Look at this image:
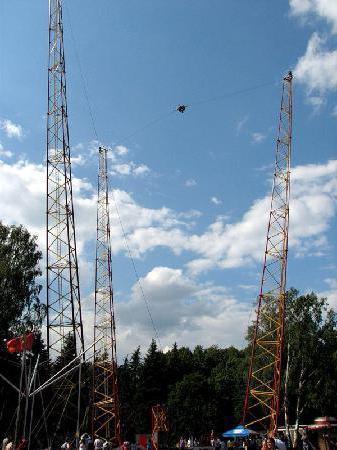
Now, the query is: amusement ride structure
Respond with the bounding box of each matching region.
[92,147,121,445]
[0,0,296,447]
[243,71,293,435]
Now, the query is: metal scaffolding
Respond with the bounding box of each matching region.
[243,71,293,435]
[92,146,121,445]
[46,0,84,360]
[152,405,169,450]
[45,0,84,443]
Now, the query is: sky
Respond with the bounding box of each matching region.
[1,0,337,359]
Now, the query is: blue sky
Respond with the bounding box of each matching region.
[1,0,337,358]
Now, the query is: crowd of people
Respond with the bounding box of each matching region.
[1,433,117,450]
[0,432,304,450]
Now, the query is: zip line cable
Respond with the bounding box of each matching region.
[65,3,100,142]
[190,79,276,107]
[111,190,162,348]
[65,4,163,348]
[64,5,277,350]
[113,80,276,147]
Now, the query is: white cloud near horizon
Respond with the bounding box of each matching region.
[113,266,251,357]
[1,157,337,274]
[1,157,337,355]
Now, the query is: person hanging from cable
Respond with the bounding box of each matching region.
[176,104,188,113]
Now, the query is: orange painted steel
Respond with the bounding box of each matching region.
[152,405,169,450]
[243,71,293,435]
[92,147,121,445]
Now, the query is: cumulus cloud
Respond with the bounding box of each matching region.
[1,158,337,278]
[114,145,129,156]
[113,266,251,355]
[1,157,337,355]
[0,119,23,139]
[71,154,87,166]
[133,164,150,176]
[111,161,150,177]
[290,0,337,33]
[186,159,337,274]
[294,33,337,95]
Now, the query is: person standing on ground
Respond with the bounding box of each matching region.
[94,438,103,450]
[265,438,276,450]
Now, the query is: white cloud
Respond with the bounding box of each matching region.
[0,119,23,139]
[290,0,337,33]
[319,277,337,310]
[0,159,95,256]
[111,161,150,177]
[1,157,337,355]
[114,145,129,156]
[113,266,251,355]
[71,154,87,166]
[294,33,337,95]
[186,159,337,274]
[210,196,222,205]
[307,95,326,112]
[185,178,197,187]
[133,164,150,176]
[0,143,13,158]
[112,163,132,176]
[251,132,266,144]
[1,157,337,288]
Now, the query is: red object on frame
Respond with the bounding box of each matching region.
[7,333,34,353]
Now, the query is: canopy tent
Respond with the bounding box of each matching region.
[222,425,257,438]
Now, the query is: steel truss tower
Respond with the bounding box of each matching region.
[151,405,169,450]
[243,71,293,435]
[92,147,121,445]
[46,0,84,361]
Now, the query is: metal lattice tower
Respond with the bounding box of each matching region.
[243,71,293,435]
[92,146,121,445]
[151,405,169,450]
[46,0,84,360]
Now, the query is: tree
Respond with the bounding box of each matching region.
[0,223,44,435]
[168,372,216,439]
[0,223,44,341]
[283,289,337,446]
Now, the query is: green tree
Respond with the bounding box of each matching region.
[283,289,337,446]
[168,372,216,438]
[0,223,44,435]
[0,223,44,340]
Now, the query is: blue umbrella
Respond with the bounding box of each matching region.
[222,425,255,438]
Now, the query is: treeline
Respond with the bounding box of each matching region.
[1,223,337,445]
[118,341,247,441]
[118,286,337,442]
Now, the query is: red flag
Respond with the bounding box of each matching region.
[7,333,34,353]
